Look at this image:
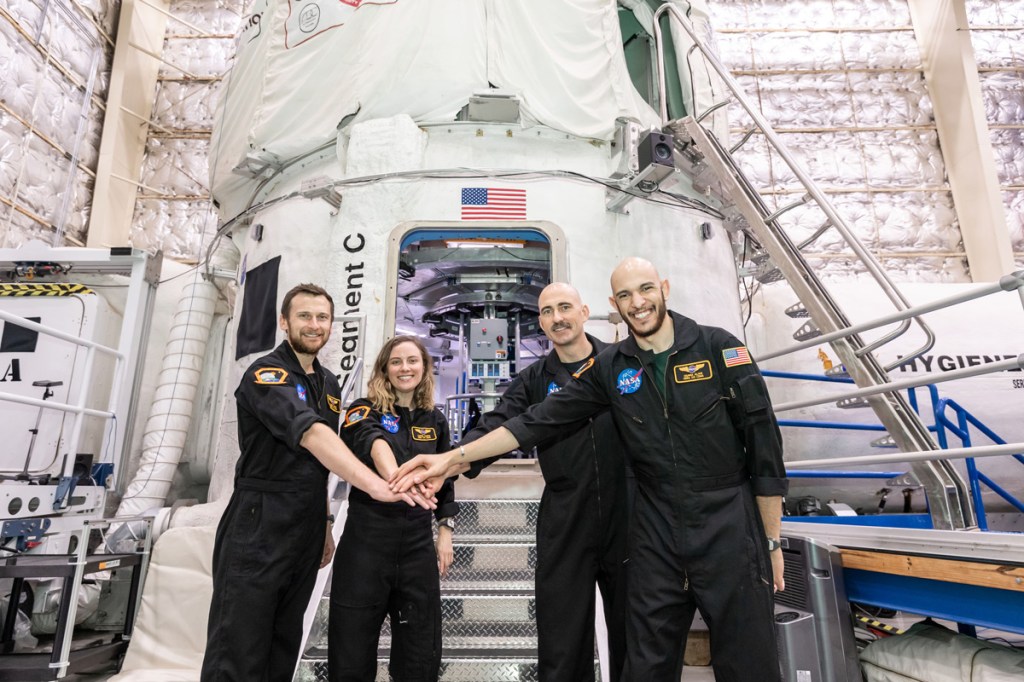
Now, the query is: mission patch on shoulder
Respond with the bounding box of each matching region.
[411,426,437,441]
[674,360,712,384]
[343,405,370,427]
[254,367,288,385]
[572,357,596,378]
[326,395,341,413]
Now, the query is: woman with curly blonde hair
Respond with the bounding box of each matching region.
[328,336,459,681]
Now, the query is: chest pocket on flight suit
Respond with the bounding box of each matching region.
[690,389,745,487]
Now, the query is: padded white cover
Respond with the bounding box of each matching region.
[860,622,1024,682]
[109,526,215,682]
[210,0,660,208]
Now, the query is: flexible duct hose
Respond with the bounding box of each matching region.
[115,271,217,518]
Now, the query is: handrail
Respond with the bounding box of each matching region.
[786,442,1024,469]
[766,373,1021,524]
[338,357,364,407]
[652,3,936,367]
[756,271,1024,363]
[773,355,1023,413]
[787,470,907,479]
[0,309,125,478]
[0,309,124,359]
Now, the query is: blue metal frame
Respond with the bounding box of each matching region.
[765,369,1024,527]
[843,568,1024,635]
[787,470,907,479]
[783,514,933,528]
[909,385,1024,530]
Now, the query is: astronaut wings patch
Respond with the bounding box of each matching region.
[411,427,437,441]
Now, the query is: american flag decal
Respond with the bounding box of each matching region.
[722,346,752,367]
[461,188,526,220]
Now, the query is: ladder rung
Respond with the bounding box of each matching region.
[784,302,809,318]
[824,365,849,379]
[871,435,897,448]
[836,396,872,409]
[793,321,821,341]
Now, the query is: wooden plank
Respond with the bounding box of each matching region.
[841,548,1024,592]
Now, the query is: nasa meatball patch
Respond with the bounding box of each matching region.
[254,367,288,385]
[547,381,561,395]
[617,368,643,395]
[381,414,400,433]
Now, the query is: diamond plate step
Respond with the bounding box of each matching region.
[296,651,598,679]
[442,542,537,590]
[453,499,538,542]
[307,591,539,651]
[296,654,598,682]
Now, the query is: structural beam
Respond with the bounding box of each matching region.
[88,0,170,248]
[907,0,1013,282]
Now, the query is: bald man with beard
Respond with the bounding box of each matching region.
[452,283,629,682]
[392,259,787,682]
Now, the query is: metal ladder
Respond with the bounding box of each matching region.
[651,4,975,530]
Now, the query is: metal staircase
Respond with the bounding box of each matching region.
[295,499,598,681]
[651,4,976,530]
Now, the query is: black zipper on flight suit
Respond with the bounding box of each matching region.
[631,351,680,469]
[634,349,689,593]
[588,420,602,524]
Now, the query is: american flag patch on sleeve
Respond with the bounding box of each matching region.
[722,346,752,367]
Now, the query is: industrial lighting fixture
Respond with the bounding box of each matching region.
[444,240,524,249]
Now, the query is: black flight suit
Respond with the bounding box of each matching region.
[328,400,459,682]
[503,312,787,682]
[202,341,341,682]
[463,334,629,682]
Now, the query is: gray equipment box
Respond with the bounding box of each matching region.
[775,534,862,682]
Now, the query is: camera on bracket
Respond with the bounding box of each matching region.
[635,130,676,191]
[607,121,679,213]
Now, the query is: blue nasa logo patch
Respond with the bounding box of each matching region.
[296,384,307,402]
[547,381,561,395]
[617,368,643,395]
[381,414,400,433]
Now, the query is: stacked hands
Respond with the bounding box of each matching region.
[374,452,453,509]
[388,452,456,498]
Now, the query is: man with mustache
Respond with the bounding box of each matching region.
[202,283,434,682]
[456,282,629,681]
[392,258,787,681]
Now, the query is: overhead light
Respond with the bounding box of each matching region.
[444,240,524,249]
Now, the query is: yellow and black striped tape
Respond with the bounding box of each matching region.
[856,614,904,635]
[0,283,93,297]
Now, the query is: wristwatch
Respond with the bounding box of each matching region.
[326,514,336,525]
[438,517,455,531]
[766,536,782,552]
